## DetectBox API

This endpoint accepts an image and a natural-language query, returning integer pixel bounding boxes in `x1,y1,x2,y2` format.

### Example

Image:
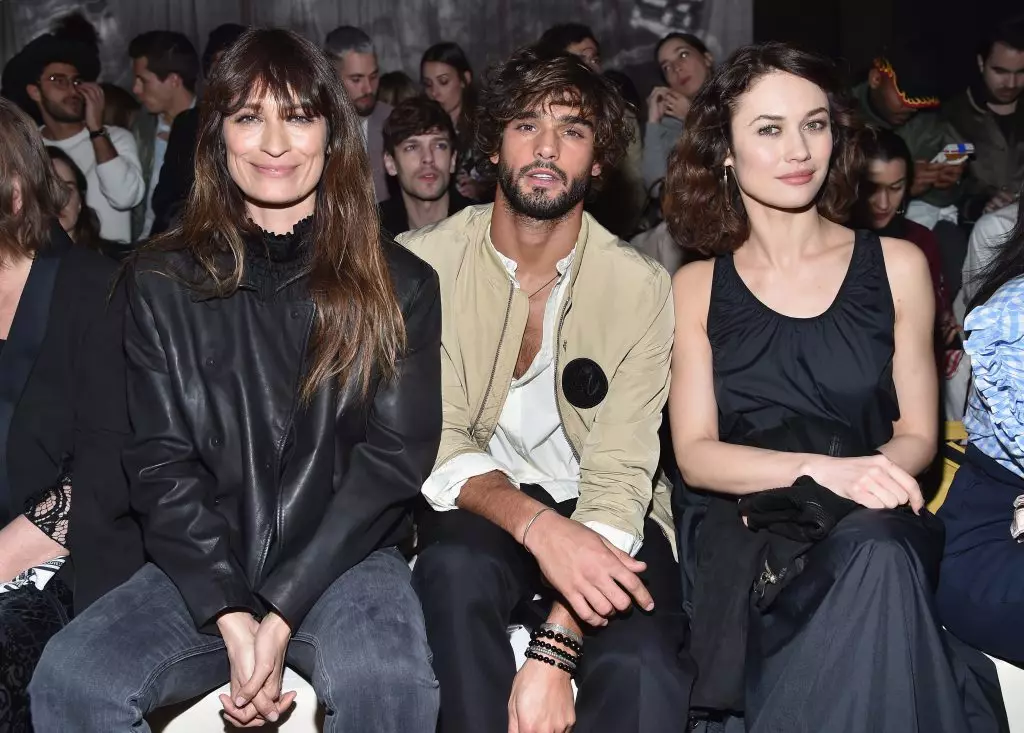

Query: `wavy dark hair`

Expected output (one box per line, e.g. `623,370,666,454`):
155,28,404,401
663,42,866,256
0,97,65,263
476,45,631,175
967,191,1024,313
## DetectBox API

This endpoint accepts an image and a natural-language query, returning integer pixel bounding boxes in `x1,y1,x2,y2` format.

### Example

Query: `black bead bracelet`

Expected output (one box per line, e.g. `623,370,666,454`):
529,639,580,665
531,627,582,654
525,648,575,675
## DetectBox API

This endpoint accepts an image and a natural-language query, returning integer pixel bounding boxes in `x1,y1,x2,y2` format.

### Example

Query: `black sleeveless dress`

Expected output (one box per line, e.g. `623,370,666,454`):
700,232,993,733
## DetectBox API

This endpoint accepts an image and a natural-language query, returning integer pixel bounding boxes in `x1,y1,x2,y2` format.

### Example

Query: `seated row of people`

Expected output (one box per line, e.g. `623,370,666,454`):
0,27,1014,733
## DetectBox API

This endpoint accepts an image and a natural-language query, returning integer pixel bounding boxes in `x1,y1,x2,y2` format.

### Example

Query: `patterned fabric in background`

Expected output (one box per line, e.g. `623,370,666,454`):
0,579,73,733
0,0,751,96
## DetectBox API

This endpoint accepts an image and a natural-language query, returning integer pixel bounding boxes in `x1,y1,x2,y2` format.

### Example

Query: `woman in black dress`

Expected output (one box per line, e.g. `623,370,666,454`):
663,43,990,731
0,97,139,731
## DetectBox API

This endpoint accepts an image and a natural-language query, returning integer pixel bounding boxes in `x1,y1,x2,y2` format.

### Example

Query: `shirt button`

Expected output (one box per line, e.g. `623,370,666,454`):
205,357,216,367
291,309,302,319
211,436,222,447
264,461,272,470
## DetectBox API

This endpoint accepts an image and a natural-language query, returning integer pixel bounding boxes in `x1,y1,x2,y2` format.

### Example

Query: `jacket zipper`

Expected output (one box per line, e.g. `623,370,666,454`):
470,281,515,438
553,297,581,462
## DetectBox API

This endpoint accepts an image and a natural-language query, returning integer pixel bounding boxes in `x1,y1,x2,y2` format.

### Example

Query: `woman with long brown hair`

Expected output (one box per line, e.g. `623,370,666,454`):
0,96,137,732
664,43,992,730
31,28,442,732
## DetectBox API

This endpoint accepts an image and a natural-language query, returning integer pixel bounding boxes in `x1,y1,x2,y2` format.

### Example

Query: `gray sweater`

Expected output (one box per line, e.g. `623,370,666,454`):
642,116,685,193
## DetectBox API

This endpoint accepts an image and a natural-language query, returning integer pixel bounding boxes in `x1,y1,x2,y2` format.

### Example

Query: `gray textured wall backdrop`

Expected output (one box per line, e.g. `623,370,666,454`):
1,0,751,93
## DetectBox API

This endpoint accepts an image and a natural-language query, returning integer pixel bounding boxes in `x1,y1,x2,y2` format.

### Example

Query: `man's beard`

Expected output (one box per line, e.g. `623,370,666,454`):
42,95,84,124
497,161,590,221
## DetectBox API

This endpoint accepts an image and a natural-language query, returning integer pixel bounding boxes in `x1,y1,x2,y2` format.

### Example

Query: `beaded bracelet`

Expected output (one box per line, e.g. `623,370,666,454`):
529,639,580,665
525,648,576,675
531,627,583,654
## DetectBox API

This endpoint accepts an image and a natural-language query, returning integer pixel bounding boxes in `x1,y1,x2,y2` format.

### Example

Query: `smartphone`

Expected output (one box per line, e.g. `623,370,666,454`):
930,143,975,165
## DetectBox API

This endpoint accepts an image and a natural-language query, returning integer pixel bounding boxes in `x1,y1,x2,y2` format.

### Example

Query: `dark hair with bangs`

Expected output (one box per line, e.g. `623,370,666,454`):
662,42,866,256
476,46,631,175
159,27,404,402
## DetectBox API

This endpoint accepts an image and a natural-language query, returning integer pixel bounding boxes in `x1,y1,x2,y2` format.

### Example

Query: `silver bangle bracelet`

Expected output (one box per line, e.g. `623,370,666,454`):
539,622,583,647
521,506,554,551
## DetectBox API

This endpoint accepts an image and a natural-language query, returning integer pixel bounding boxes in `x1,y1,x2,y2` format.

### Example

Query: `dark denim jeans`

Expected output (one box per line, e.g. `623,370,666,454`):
29,548,438,732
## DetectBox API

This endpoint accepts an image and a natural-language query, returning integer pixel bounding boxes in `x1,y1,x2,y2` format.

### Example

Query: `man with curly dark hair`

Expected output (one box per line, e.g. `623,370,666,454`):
402,46,692,733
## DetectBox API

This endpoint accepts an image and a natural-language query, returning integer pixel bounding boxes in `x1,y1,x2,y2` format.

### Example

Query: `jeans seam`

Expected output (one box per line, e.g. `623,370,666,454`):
292,632,335,713
125,639,227,712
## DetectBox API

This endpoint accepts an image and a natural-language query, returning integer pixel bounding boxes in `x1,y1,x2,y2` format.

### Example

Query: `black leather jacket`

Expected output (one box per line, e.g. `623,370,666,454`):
123,234,441,632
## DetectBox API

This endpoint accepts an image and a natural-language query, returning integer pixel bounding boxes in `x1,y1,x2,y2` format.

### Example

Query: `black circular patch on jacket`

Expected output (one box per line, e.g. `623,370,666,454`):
562,358,608,409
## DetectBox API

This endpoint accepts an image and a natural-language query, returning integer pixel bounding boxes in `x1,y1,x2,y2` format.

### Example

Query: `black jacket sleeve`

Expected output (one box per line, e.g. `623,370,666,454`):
150,108,198,238
123,267,260,632
257,272,442,627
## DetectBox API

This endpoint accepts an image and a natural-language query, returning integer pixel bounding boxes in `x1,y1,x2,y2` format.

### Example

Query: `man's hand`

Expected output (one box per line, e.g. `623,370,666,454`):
228,612,295,727
911,161,940,196
78,82,106,133
933,162,964,190
507,658,575,733
525,512,653,626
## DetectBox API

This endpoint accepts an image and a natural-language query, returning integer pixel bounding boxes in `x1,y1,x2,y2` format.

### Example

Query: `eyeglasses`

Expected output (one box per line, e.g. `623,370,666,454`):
42,74,83,90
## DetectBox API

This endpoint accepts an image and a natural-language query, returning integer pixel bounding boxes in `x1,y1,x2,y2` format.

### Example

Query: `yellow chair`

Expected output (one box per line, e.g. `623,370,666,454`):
927,421,967,514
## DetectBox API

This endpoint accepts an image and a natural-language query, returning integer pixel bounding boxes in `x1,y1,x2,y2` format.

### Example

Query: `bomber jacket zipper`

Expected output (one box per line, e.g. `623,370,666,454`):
553,297,581,462
469,281,515,437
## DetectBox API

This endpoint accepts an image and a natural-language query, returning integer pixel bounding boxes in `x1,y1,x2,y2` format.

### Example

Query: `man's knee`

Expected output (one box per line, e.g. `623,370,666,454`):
413,541,510,608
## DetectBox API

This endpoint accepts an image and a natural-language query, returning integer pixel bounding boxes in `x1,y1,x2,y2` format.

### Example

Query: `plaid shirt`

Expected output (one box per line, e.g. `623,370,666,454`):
964,275,1024,479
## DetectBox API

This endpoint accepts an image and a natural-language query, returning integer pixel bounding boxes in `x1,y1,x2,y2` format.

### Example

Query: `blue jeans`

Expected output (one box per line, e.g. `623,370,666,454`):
29,548,438,732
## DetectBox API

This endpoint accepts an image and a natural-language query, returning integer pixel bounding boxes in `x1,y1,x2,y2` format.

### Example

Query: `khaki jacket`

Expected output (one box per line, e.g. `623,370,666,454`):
400,205,676,550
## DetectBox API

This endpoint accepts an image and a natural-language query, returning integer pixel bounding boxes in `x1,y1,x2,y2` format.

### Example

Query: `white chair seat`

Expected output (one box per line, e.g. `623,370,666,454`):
148,667,320,733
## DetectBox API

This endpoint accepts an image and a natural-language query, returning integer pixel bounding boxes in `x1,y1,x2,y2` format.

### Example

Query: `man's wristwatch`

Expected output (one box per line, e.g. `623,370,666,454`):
88,127,110,140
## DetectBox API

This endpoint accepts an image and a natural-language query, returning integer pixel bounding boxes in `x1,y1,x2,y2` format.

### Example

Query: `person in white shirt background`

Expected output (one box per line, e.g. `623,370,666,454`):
21,36,144,244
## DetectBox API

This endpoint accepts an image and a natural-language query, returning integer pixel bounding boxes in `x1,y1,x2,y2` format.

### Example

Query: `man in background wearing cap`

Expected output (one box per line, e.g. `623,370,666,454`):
853,46,965,228
13,34,144,244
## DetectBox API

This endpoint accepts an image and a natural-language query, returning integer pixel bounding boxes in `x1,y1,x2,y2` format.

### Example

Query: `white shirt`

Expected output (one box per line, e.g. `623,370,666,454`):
959,202,1019,310
421,232,642,556
44,125,145,243
141,116,171,239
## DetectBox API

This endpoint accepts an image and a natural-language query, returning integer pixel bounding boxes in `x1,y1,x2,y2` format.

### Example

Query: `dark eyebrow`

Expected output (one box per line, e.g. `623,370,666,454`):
748,114,784,126
558,114,593,128
747,107,829,126
513,111,540,122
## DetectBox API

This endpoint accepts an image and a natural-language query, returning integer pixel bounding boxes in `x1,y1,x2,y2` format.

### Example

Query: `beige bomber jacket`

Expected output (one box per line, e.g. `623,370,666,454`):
399,205,676,551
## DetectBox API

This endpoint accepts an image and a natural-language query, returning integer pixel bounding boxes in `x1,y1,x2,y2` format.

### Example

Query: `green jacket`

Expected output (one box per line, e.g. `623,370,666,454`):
852,83,962,208
944,86,1024,220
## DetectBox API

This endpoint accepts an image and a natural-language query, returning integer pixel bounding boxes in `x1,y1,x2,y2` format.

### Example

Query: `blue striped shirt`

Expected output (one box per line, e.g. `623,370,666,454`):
964,275,1024,478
